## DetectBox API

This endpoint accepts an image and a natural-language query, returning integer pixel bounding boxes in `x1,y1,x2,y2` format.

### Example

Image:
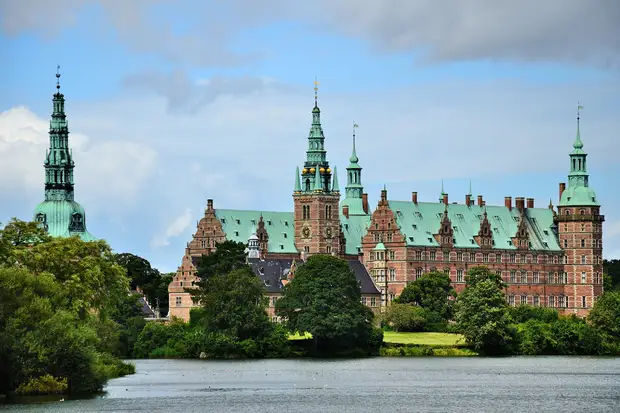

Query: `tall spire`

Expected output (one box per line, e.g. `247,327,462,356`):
33,67,95,241
45,66,75,202
350,122,359,163
294,166,301,193
559,103,599,206
573,102,584,151
313,165,323,192
332,166,340,192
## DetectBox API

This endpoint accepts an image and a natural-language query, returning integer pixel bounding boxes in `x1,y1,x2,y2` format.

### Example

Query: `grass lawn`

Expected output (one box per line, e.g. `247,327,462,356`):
383,332,467,347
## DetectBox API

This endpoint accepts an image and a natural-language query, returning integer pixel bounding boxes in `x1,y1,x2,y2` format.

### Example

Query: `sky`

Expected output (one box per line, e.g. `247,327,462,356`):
1,0,619,272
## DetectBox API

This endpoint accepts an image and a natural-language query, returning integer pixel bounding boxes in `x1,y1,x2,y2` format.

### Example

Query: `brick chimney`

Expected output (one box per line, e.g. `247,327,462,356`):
343,205,349,219
559,183,566,203
465,194,471,206
362,193,369,214
526,198,534,209
505,196,512,210
477,195,483,206
515,197,525,211
412,191,418,205
207,199,214,210
443,193,449,205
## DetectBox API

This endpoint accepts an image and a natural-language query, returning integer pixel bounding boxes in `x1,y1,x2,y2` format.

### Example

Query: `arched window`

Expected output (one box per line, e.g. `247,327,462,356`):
305,179,310,191
69,213,84,231
579,209,585,215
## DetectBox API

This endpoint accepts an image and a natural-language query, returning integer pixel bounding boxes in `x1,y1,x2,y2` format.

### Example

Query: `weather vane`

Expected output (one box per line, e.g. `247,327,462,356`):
577,102,583,122
353,121,359,137
56,65,61,90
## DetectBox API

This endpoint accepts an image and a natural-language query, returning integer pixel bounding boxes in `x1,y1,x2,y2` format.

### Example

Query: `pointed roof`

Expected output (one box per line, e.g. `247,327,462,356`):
294,166,301,193
313,166,322,192
349,128,359,164
332,166,340,192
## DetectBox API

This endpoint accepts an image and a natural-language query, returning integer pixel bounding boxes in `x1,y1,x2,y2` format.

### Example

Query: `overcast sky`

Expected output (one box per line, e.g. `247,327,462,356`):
1,0,619,272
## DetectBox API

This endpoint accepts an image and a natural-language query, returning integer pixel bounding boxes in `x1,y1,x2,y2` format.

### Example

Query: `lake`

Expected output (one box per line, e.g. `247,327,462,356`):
2,357,619,412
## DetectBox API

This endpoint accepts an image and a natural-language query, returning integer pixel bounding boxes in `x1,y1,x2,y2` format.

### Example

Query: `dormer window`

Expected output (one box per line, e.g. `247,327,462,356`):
69,212,84,231
36,213,46,223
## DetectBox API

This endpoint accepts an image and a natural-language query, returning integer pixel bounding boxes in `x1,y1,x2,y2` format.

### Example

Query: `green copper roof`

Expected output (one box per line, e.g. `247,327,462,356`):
340,213,371,255
332,166,340,192
374,242,386,251
33,200,96,242
559,113,599,207
33,68,95,242
214,209,297,253
388,201,561,251
294,166,301,193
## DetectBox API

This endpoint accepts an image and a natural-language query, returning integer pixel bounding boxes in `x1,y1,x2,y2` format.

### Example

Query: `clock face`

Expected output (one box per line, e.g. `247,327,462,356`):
302,226,311,238
325,227,332,238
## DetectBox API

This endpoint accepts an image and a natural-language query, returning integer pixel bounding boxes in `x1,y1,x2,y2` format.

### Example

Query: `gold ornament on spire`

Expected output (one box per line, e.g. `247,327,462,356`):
314,77,319,105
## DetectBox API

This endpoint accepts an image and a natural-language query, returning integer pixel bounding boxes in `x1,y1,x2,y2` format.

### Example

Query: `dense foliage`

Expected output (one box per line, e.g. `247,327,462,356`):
603,259,620,291
396,271,455,324
0,219,135,397
115,252,172,316
133,241,289,359
276,255,383,356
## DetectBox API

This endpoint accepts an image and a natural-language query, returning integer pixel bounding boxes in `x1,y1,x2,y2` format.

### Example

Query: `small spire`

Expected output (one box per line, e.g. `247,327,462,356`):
56,65,61,92
350,122,359,163
383,183,387,191
468,180,472,196
332,166,340,192
313,166,322,192
313,77,319,107
574,102,584,150
548,198,553,209
294,166,301,193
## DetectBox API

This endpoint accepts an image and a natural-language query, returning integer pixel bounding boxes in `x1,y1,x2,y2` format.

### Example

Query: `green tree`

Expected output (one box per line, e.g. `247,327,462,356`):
276,255,383,356
588,291,620,353
396,271,455,322
384,303,427,332
603,259,620,291
465,266,505,289
455,268,515,355
195,240,247,280
114,253,171,316
509,305,559,324
0,218,50,265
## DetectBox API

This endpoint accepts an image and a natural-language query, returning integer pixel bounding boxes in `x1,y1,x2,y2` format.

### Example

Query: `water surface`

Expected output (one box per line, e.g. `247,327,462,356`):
2,357,619,412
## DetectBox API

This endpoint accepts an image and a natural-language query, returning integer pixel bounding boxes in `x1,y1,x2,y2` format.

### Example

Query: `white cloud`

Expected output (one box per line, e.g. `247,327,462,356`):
151,208,193,248
0,106,157,213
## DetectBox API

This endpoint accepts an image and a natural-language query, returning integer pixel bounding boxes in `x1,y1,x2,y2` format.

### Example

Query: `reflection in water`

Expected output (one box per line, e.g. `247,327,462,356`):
2,357,620,412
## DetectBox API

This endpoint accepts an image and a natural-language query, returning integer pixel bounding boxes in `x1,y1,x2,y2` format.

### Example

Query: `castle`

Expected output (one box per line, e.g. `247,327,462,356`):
32,69,96,242
168,83,605,320
25,73,604,320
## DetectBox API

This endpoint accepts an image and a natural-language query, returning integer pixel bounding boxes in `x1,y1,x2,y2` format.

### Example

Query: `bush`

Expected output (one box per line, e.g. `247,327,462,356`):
384,304,427,332
15,375,68,396
509,305,559,324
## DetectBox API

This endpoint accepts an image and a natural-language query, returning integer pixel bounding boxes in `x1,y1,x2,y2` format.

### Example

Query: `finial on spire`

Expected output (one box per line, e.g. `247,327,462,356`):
468,180,472,196
56,65,61,91
313,77,319,107
350,122,359,163
573,103,584,150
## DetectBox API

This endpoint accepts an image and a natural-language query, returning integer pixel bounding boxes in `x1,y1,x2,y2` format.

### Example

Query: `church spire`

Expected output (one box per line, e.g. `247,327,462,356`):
45,66,75,202
345,122,363,200
332,166,340,192
294,166,301,194
559,103,599,206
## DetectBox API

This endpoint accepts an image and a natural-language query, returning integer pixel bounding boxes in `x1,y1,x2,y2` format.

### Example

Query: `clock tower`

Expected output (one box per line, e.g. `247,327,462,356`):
293,80,341,256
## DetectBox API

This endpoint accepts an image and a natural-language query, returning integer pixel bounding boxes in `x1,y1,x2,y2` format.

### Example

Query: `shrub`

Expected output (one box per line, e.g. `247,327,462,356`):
15,375,68,396
384,304,427,332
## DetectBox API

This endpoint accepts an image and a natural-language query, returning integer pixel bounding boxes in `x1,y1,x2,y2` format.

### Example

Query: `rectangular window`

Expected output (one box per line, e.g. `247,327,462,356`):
516,254,521,264
510,254,516,263
389,268,396,281
370,297,376,307
416,268,423,279
581,255,586,264
415,250,422,260
387,233,393,242
581,272,586,284
430,251,436,261
389,250,395,260
582,296,587,308
470,252,476,262
326,245,332,254
175,297,182,307
510,270,516,284
457,252,463,261
533,271,539,283
521,270,527,284
520,295,527,305
457,269,464,283
508,295,515,307
533,296,540,307
483,253,489,263
361,297,367,306
562,272,568,283
558,296,566,308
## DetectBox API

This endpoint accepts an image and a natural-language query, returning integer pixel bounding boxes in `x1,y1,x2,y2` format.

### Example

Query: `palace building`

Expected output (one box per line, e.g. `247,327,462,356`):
169,84,604,320
33,69,96,242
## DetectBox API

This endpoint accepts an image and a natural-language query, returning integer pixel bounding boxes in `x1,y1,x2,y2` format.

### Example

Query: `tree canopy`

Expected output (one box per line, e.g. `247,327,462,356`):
396,271,455,321
0,219,134,396
276,255,382,356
